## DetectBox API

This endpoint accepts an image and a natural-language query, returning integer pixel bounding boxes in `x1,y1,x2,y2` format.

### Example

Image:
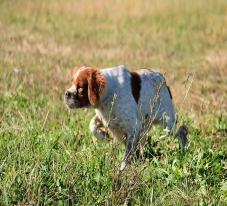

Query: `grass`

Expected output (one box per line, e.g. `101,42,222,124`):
0,0,227,205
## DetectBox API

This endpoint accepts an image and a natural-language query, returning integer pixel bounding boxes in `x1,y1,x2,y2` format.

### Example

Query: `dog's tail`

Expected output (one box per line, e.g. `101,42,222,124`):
175,125,187,152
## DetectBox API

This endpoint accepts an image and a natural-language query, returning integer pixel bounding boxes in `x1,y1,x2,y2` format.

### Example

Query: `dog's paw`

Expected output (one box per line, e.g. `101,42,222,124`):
120,160,126,171
175,125,187,152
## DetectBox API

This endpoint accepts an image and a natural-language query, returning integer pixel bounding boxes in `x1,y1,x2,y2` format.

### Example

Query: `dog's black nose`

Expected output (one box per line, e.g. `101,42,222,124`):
65,91,71,98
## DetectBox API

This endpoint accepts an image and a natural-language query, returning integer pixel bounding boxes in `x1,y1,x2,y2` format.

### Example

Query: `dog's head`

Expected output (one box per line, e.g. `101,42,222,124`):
64,66,105,109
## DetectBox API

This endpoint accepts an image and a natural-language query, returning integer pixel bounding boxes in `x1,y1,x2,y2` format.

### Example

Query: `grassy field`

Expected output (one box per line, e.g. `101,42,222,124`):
0,0,227,205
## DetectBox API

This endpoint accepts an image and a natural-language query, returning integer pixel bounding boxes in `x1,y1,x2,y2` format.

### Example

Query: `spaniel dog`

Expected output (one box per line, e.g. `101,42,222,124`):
65,65,187,170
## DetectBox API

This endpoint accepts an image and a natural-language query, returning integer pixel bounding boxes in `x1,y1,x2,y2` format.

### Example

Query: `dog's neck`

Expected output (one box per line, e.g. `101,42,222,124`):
98,69,115,107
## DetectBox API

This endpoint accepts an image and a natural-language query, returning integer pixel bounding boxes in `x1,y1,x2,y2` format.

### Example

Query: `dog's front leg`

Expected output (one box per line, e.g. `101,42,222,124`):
120,128,140,170
90,115,110,142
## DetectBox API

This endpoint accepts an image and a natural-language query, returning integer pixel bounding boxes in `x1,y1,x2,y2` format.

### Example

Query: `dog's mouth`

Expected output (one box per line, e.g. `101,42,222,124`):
64,97,81,109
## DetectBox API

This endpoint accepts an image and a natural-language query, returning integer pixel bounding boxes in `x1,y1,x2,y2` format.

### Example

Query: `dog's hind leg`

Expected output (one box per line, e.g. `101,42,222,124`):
161,115,187,153
90,115,110,142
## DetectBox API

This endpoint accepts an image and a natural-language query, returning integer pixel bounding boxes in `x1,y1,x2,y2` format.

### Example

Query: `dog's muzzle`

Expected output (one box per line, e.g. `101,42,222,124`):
64,90,79,109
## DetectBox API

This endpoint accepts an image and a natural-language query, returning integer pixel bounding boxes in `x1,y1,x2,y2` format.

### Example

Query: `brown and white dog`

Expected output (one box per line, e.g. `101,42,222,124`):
65,65,187,170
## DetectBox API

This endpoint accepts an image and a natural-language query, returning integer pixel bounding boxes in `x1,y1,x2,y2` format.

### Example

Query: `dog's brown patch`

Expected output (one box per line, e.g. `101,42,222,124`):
130,71,141,103
70,65,84,84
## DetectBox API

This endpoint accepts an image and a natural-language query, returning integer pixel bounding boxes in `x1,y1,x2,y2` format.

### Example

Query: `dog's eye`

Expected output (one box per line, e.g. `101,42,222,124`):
77,86,83,93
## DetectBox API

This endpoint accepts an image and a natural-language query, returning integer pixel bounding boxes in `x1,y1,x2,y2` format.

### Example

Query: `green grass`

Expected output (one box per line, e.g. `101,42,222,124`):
0,0,227,205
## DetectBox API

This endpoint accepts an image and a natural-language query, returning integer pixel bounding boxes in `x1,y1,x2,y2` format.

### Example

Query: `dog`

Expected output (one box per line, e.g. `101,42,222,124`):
65,65,187,170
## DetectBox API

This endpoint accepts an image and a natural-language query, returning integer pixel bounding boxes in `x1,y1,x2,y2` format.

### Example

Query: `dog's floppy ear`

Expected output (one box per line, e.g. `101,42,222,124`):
87,68,105,105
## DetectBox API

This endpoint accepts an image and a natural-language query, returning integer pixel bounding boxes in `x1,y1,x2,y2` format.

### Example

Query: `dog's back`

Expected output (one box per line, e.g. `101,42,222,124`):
136,69,176,129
